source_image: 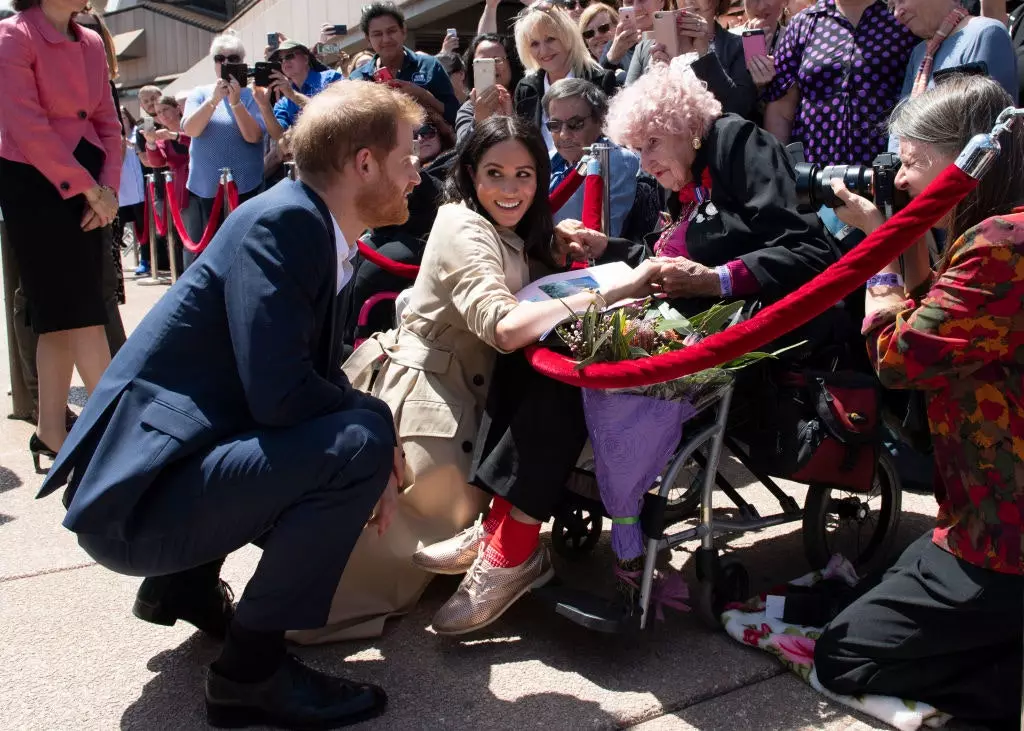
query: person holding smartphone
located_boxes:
[454,34,523,146]
[180,31,266,269]
[731,0,789,88]
[252,39,343,142]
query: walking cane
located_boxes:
[144,172,158,279]
[162,171,178,284]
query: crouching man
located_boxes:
[37,81,424,729]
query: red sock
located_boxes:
[482,497,512,535]
[483,513,541,568]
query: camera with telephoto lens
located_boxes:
[787,143,908,216]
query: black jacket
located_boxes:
[514,66,619,131]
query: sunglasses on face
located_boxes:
[582,22,613,39]
[414,125,438,140]
[276,51,304,62]
[214,54,242,63]
[559,0,590,9]
[545,116,589,132]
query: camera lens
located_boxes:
[794,163,874,211]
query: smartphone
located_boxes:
[653,10,681,57]
[446,27,458,37]
[319,42,343,55]
[473,57,497,92]
[221,62,250,86]
[332,24,348,35]
[253,60,282,87]
[741,28,767,61]
[619,6,635,23]
[373,66,394,83]
[267,32,279,51]
[140,116,156,133]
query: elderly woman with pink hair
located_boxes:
[413,56,839,634]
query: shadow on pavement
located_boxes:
[0,466,23,495]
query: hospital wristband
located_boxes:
[715,265,733,298]
[866,273,904,289]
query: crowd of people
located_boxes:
[2,0,1024,728]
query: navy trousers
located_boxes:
[78,409,393,631]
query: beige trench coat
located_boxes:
[289,203,531,643]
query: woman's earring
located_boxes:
[692,137,702,150]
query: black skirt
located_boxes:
[0,139,108,334]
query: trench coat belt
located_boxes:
[344,328,454,390]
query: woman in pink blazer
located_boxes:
[0,0,123,469]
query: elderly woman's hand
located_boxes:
[602,259,662,302]
[554,219,609,263]
[649,256,722,298]
[830,179,886,235]
[212,78,231,103]
[227,78,244,106]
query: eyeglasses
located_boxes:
[214,54,242,63]
[545,116,589,132]
[276,51,304,62]
[558,0,590,9]
[582,23,613,39]
[414,125,438,140]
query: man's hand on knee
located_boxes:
[368,447,405,536]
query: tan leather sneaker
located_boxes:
[430,544,554,636]
[412,522,488,575]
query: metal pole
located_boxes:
[144,173,158,278]
[589,143,612,237]
[163,171,178,284]
[284,161,297,181]
[220,168,235,215]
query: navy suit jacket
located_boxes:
[38,179,395,540]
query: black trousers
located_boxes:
[815,531,1024,723]
[182,186,261,270]
[470,351,587,522]
[77,410,392,631]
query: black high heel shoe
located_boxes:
[29,433,58,475]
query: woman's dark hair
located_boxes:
[360,1,406,35]
[120,106,138,133]
[890,75,1024,241]
[157,95,179,109]
[444,115,554,264]
[0,8,17,18]
[462,33,523,92]
[10,1,38,11]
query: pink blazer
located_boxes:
[0,7,122,199]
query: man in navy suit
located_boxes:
[38,82,424,729]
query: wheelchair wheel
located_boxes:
[552,507,603,559]
[802,451,902,572]
[696,558,749,630]
[659,456,705,524]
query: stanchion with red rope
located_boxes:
[162,171,178,283]
[143,172,161,284]
[164,169,232,256]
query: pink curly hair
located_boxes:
[605,57,723,151]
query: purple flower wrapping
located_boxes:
[581,389,698,560]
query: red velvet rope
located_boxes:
[550,168,585,214]
[356,239,421,279]
[165,180,225,254]
[582,173,604,230]
[146,180,169,238]
[136,194,149,247]
[526,164,979,388]
[225,180,239,210]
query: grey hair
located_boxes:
[890,74,1024,240]
[210,30,245,59]
[542,78,609,121]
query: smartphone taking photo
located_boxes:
[267,32,279,51]
[221,62,250,86]
[473,57,497,93]
[332,24,348,35]
[653,10,681,57]
[253,60,282,87]
[741,28,767,61]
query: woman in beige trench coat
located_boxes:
[289,116,655,643]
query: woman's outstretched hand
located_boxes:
[554,219,609,263]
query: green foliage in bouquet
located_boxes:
[555,298,799,403]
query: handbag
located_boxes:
[743,369,882,492]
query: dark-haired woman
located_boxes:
[291,116,656,642]
[0,0,122,466]
[455,33,524,146]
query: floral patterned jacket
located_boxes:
[863,212,1024,575]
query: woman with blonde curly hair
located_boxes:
[513,2,618,151]
[413,57,838,632]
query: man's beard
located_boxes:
[356,170,411,229]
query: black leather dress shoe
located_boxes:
[133,576,235,640]
[206,655,387,729]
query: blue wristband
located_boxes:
[715,264,733,298]
[866,273,904,288]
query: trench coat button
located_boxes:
[60,181,70,191]
[77,110,87,119]
[472,374,485,387]
[461,440,473,453]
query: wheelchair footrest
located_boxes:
[533,582,640,634]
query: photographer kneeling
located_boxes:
[815,75,1024,728]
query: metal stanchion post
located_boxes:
[589,143,612,236]
[163,171,178,283]
[220,168,235,214]
[284,161,296,181]
[144,172,158,279]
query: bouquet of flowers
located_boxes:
[556,298,783,611]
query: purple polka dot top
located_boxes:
[765,0,918,166]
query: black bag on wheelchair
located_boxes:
[736,368,882,492]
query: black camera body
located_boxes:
[221,61,282,88]
[788,142,908,216]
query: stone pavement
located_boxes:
[0,260,938,730]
